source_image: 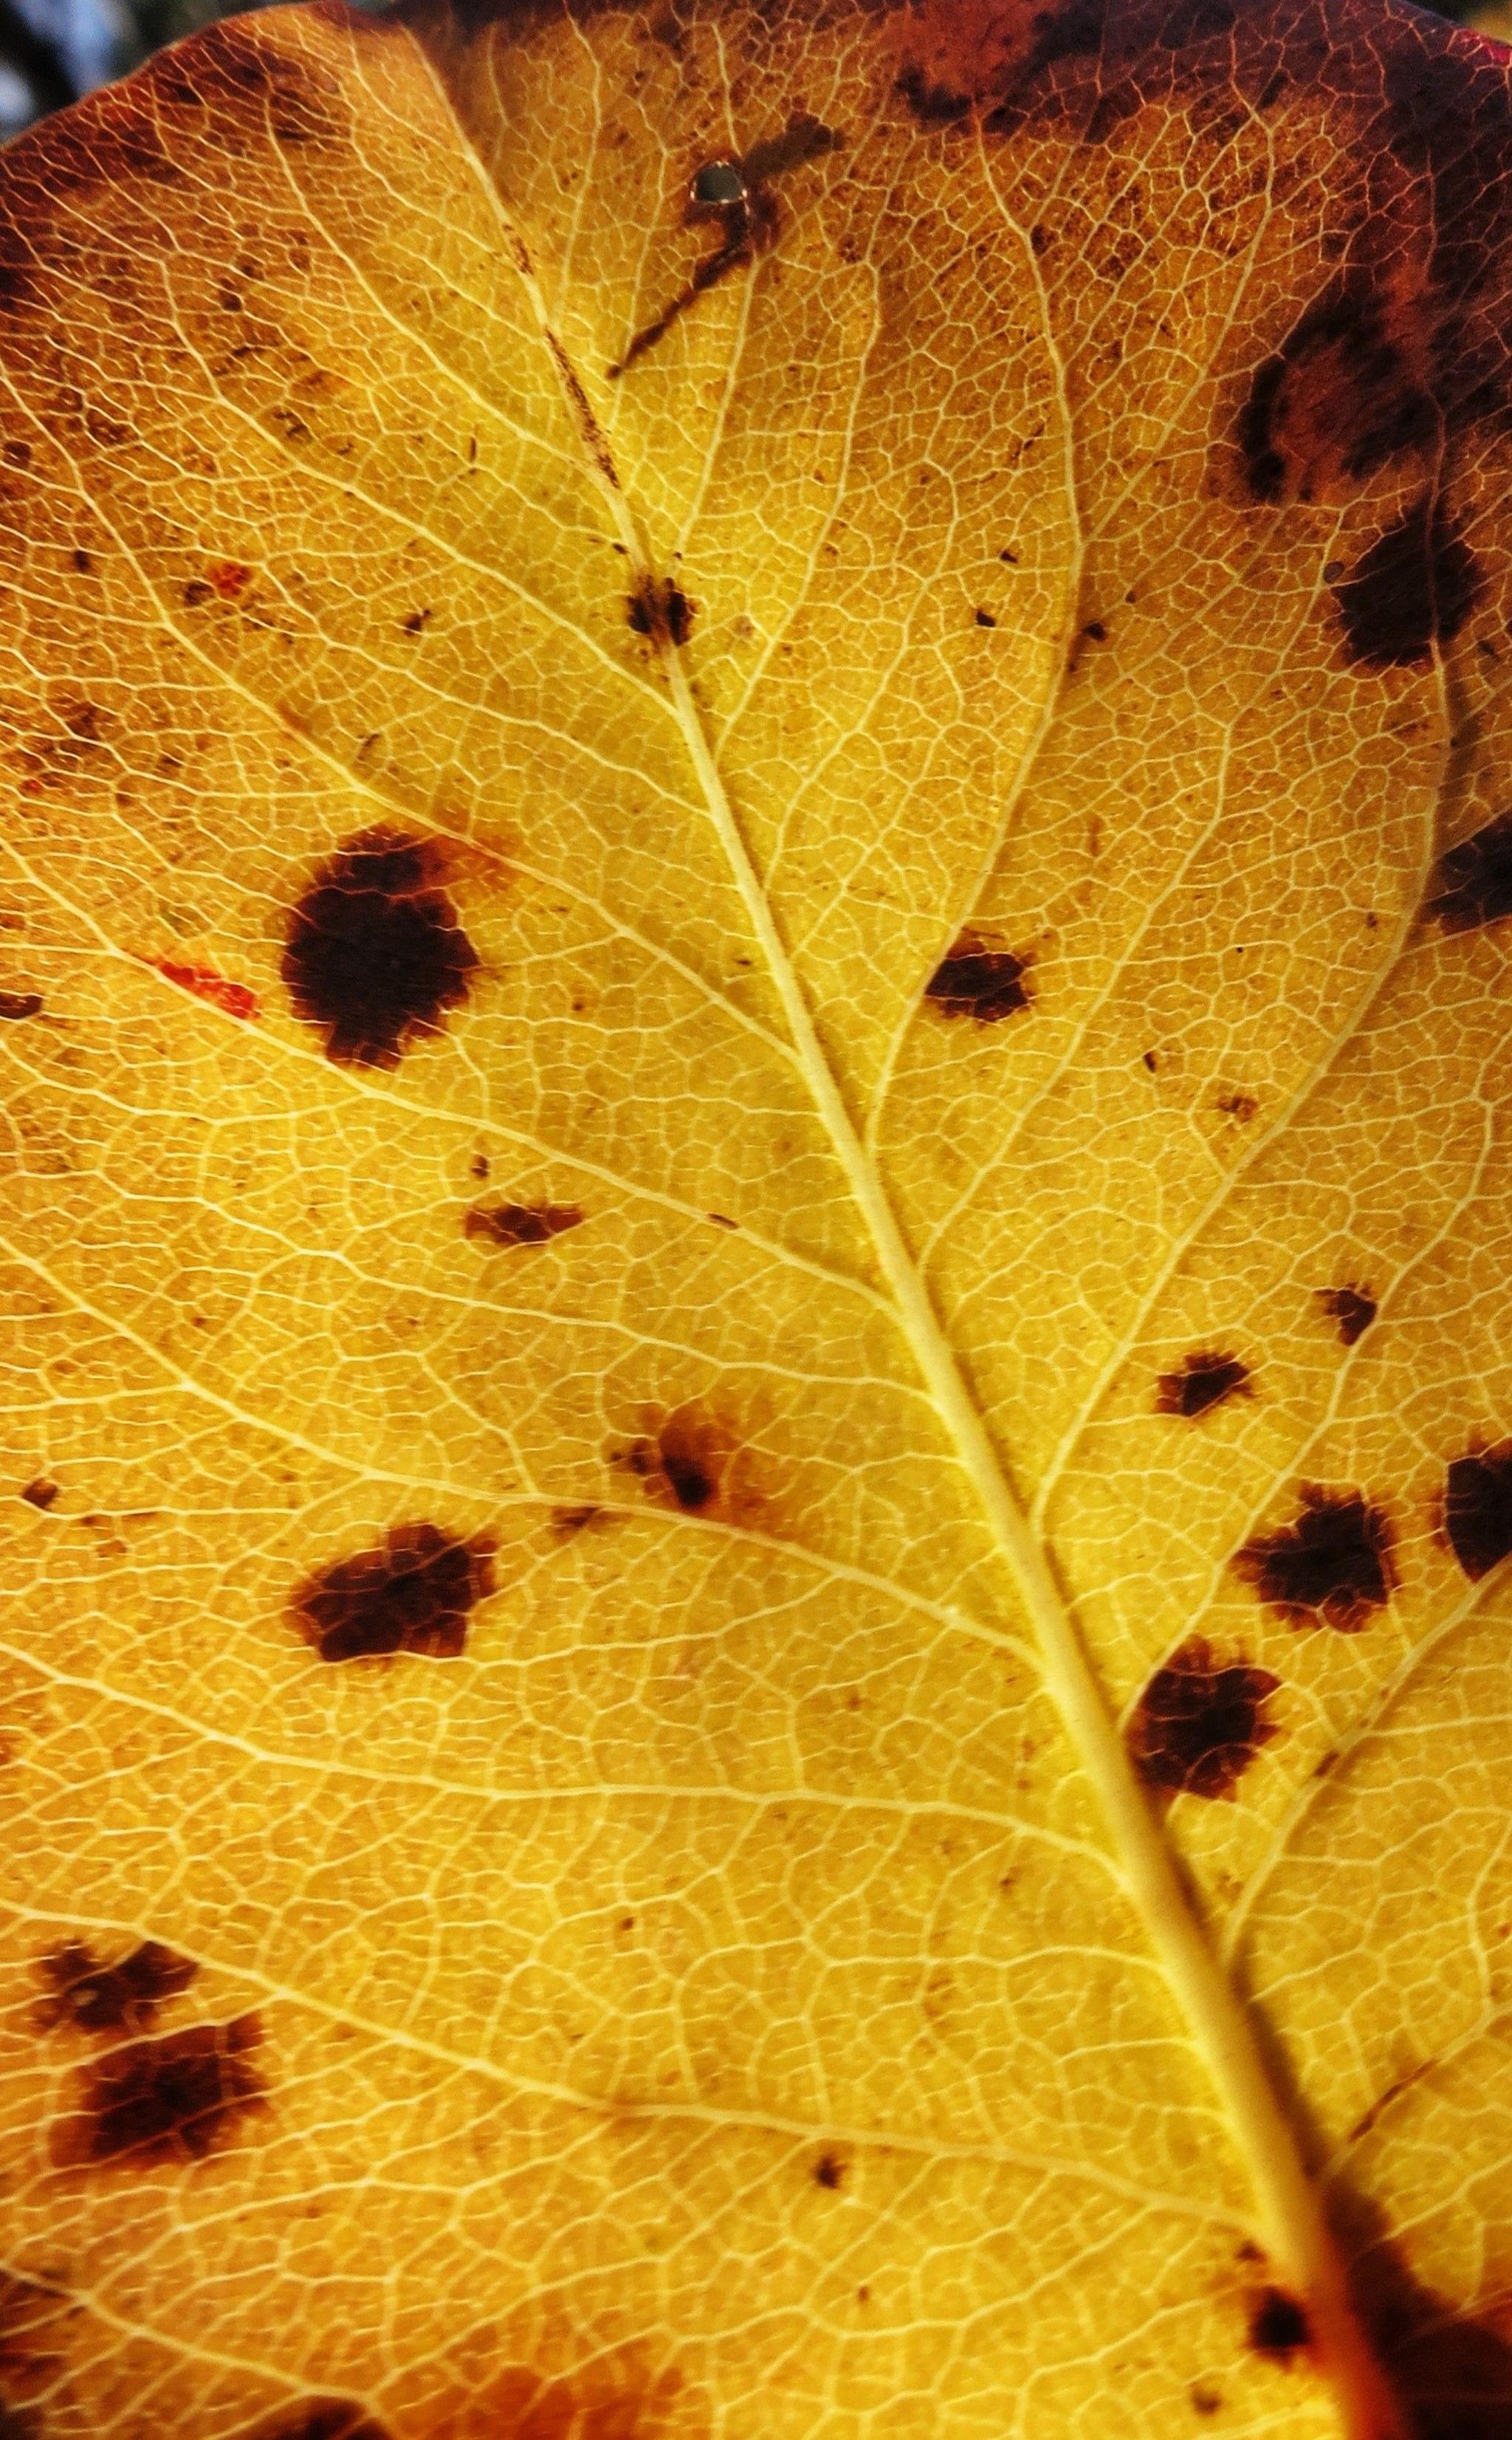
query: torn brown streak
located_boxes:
[545,330,619,487]
[611,114,842,377]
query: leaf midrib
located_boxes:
[403,20,1408,2432]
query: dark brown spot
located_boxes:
[1238,279,1438,507]
[1082,618,1107,642]
[51,2015,266,2169]
[1231,1485,1396,1632]
[1424,810,1512,934]
[1217,1087,1257,1123]
[1155,1350,1253,1420]
[289,1524,495,1663]
[627,579,694,647]
[18,1479,56,1510]
[1,441,29,467]
[974,607,997,628]
[1189,2388,1222,2419]
[1141,1049,1159,1073]
[470,1152,490,1181]
[183,580,214,606]
[627,1405,743,1519]
[924,934,1033,1023]
[813,2151,846,2189]
[245,2402,392,2440]
[1247,2288,1310,2363]
[36,1937,198,2035]
[400,608,432,636]
[1443,1444,1512,1582]
[1129,1638,1281,1801]
[464,1203,584,1249]
[0,992,42,1022]
[1316,1285,1377,1347]
[1334,499,1480,670]
[281,828,478,1070]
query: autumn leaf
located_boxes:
[3,0,1512,2433]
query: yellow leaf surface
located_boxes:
[2,1,1511,2433]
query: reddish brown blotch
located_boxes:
[289,1523,496,1663]
[50,2015,267,2169]
[924,933,1033,1022]
[157,960,258,1021]
[35,1936,197,2035]
[281,828,478,1070]
[1128,1637,1281,1801]
[1231,1485,1395,1630]
[1154,1349,1254,1419]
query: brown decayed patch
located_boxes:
[1231,1485,1396,1631]
[1442,1443,1512,1583]
[50,2015,267,2169]
[1239,277,1437,507]
[18,1479,58,1510]
[627,579,694,647]
[1247,2287,1310,2364]
[281,828,479,1070]
[0,991,42,1022]
[464,1203,585,1249]
[1344,2211,1512,2440]
[1128,1638,1281,1801]
[813,2150,847,2189]
[1424,810,1512,935]
[1333,500,1480,670]
[245,2402,392,2440]
[924,933,1033,1022]
[1154,1349,1253,1419]
[1316,1284,1376,1347]
[35,1936,198,2035]
[289,1524,495,1663]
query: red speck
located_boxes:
[157,962,259,1022]
[207,560,252,597]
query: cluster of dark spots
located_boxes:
[1333,499,1480,670]
[18,1479,57,1510]
[1423,809,1512,933]
[627,578,694,647]
[1155,1349,1253,1420]
[464,1202,584,1250]
[35,1937,197,2035]
[245,2401,392,2440]
[289,1523,495,1663]
[0,991,42,1022]
[1216,1087,1257,1124]
[1246,2287,1310,2365]
[924,933,1033,1023]
[610,114,842,377]
[51,2014,266,2169]
[1239,280,1438,508]
[813,2151,847,2190]
[1316,1285,1377,1347]
[1442,1443,1512,1581]
[1231,1485,1396,1631]
[281,828,478,1070]
[1128,1637,1281,1801]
